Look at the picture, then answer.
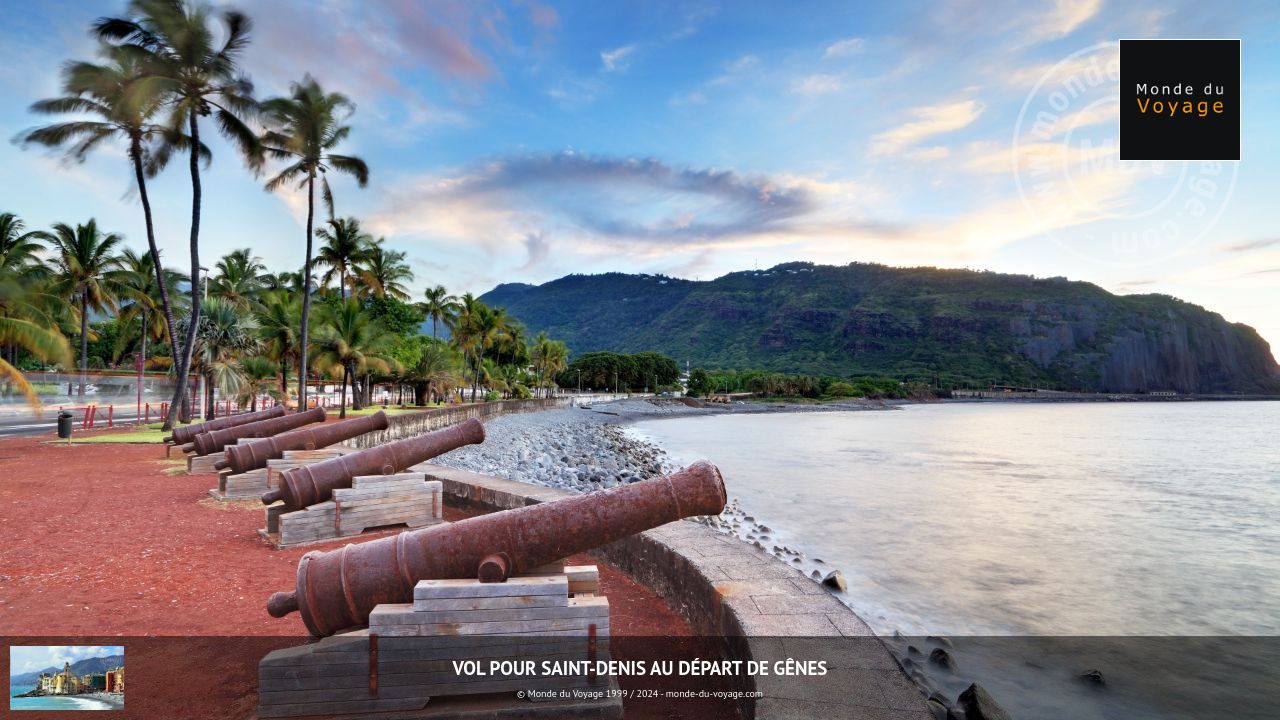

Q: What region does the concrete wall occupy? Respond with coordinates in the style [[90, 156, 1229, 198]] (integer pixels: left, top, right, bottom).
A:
[[415, 463, 930, 720]]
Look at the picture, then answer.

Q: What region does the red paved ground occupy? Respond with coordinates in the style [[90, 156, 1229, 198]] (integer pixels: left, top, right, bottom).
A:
[[0, 426, 731, 719]]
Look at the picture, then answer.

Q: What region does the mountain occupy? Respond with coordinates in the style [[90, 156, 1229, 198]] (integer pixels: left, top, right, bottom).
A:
[[10, 655, 124, 687], [480, 262, 1280, 394]]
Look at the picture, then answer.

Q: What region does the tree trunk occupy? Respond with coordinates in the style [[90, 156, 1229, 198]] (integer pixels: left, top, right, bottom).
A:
[[165, 113, 204, 429], [279, 356, 289, 400], [205, 371, 215, 420], [78, 293, 88, 399], [339, 270, 346, 302], [349, 363, 361, 411], [338, 363, 348, 419], [132, 136, 179, 430], [298, 173, 315, 412]]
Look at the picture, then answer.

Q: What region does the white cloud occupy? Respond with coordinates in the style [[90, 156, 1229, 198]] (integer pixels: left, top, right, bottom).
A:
[[791, 74, 842, 96], [600, 45, 636, 72], [870, 99, 985, 155], [824, 37, 864, 58]]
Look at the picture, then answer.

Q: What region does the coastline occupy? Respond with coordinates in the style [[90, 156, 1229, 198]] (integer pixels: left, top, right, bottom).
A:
[[11, 690, 123, 710]]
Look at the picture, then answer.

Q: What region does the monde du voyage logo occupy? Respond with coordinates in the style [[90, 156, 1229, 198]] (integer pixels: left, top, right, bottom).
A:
[[1120, 39, 1240, 160]]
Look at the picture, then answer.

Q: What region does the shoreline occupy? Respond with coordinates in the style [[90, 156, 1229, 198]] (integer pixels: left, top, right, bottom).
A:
[[11, 690, 123, 710]]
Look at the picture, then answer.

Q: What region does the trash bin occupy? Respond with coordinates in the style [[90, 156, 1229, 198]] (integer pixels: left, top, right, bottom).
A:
[[57, 411, 74, 439]]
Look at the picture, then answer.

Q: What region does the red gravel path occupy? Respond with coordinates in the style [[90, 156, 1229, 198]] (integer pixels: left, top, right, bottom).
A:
[[0, 429, 726, 719]]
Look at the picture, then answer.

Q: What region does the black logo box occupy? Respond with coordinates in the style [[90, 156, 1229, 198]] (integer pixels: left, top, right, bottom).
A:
[[1120, 39, 1240, 161]]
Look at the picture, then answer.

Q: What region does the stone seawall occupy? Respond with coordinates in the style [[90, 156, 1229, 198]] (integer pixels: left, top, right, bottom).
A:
[[415, 462, 930, 720]]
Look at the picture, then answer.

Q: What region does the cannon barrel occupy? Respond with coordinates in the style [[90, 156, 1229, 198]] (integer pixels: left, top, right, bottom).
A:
[[267, 460, 726, 636], [185, 407, 327, 456], [214, 411, 391, 473], [261, 418, 486, 509], [164, 405, 285, 444]]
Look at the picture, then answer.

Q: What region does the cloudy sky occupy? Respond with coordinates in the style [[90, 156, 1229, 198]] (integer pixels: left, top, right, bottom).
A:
[[9, 645, 123, 675], [2, 0, 1278, 350]]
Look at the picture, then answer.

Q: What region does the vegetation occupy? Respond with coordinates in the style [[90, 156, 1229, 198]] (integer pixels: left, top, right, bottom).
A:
[[483, 262, 1280, 394], [556, 351, 679, 393]]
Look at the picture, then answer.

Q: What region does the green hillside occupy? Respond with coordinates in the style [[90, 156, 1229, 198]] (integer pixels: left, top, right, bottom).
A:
[[481, 262, 1280, 394]]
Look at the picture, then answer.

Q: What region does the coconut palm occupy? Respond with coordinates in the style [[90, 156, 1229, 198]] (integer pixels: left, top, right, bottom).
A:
[[530, 332, 569, 398], [113, 248, 184, 372], [95, 0, 261, 428], [409, 339, 461, 406], [46, 220, 128, 398], [0, 275, 72, 411], [256, 290, 299, 400], [182, 296, 260, 419], [236, 354, 282, 411], [20, 44, 205, 395], [355, 238, 413, 301], [210, 248, 266, 308], [419, 285, 457, 341], [313, 217, 370, 301], [258, 76, 369, 411], [311, 298, 389, 419], [0, 213, 50, 279]]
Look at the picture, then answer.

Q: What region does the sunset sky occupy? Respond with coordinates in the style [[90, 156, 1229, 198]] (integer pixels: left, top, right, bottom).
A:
[[2, 0, 1278, 352]]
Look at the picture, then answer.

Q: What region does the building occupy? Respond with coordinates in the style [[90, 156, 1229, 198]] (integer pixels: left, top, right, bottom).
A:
[[84, 673, 107, 692], [105, 666, 124, 693], [37, 673, 55, 693], [51, 662, 81, 694]]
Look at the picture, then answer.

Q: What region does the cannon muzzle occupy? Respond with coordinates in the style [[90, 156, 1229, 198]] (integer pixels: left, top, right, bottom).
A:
[[268, 460, 726, 636], [261, 418, 485, 509], [164, 405, 286, 444], [186, 406, 326, 456], [217, 411, 390, 474]]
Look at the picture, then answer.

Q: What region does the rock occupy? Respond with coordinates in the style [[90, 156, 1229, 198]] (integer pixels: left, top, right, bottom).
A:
[[945, 708, 968, 720], [926, 699, 950, 720], [907, 645, 923, 658], [821, 570, 847, 592], [929, 648, 957, 671], [956, 683, 1010, 720], [927, 635, 953, 648], [1078, 669, 1106, 687], [811, 570, 822, 581]]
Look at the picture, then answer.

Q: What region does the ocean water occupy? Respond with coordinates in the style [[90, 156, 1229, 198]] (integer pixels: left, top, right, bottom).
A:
[[630, 402, 1280, 718], [9, 684, 114, 711]]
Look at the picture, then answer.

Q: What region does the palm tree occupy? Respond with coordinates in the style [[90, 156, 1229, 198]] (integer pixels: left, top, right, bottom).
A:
[[311, 298, 389, 419], [256, 290, 299, 400], [46, 220, 127, 398], [259, 76, 369, 412], [95, 0, 261, 429], [237, 354, 281, 411], [448, 293, 484, 401], [182, 296, 260, 419], [409, 339, 461, 406], [355, 238, 413, 300], [210, 248, 265, 308], [530, 332, 569, 398], [313, 217, 371, 301], [419, 285, 457, 341], [0, 276, 72, 411], [21, 43, 205, 397], [0, 213, 53, 370], [113, 248, 184, 373]]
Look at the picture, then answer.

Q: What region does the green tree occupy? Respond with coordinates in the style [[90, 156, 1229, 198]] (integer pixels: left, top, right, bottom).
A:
[[687, 368, 713, 397], [356, 238, 413, 301], [210, 248, 266, 308], [407, 338, 461, 406], [313, 216, 371, 301], [182, 296, 260, 419], [20, 43, 198, 397], [237, 354, 282, 411], [95, 0, 262, 428], [311, 298, 390, 418], [113, 247, 184, 370], [259, 76, 369, 411], [256, 290, 299, 399], [419, 285, 457, 341], [0, 214, 54, 373], [46, 219, 127, 398], [0, 274, 72, 410]]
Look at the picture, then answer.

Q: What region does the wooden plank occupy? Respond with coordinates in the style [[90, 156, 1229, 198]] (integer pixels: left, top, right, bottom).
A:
[[412, 594, 568, 612], [370, 617, 609, 637], [413, 576, 568, 600], [372, 596, 607, 626]]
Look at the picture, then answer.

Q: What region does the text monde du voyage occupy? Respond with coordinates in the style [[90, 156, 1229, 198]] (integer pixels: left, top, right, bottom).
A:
[[1134, 82, 1228, 118]]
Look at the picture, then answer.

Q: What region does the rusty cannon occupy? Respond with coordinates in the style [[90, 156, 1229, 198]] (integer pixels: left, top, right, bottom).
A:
[[184, 406, 327, 456], [214, 410, 391, 473], [164, 405, 285, 445], [267, 460, 726, 636], [261, 418, 486, 510]]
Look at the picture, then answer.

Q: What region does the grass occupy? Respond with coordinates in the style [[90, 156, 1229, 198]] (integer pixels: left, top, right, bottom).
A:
[[50, 427, 169, 444], [343, 405, 440, 416]]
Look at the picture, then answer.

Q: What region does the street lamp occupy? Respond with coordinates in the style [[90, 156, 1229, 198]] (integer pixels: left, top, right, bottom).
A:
[[577, 369, 581, 394], [199, 265, 210, 299]]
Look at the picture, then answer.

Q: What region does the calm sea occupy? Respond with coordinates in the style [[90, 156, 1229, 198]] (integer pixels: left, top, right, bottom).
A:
[[630, 402, 1280, 718], [9, 684, 113, 711]]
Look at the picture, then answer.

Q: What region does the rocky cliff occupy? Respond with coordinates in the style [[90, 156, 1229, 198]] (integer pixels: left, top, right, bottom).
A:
[[481, 262, 1280, 394]]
